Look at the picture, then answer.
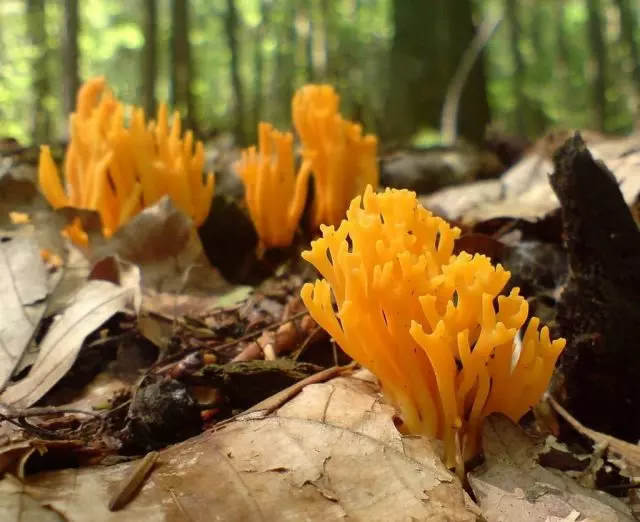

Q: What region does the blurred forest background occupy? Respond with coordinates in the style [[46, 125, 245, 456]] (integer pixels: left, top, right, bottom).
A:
[[1, 0, 639, 149]]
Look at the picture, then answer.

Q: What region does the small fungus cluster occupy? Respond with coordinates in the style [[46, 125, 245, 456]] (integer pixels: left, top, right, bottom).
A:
[[300, 186, 566, 467], [38, 77, 215, 247], [236, 122, 312, 249], [235, 84, 378, 250]]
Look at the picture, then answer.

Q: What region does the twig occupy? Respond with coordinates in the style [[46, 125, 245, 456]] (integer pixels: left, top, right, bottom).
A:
[[108, 451, 159, 511], [0, 406, 98, 420], [546, 393, 640, 469], [212, 362, 357, 431], [0, 413, 62, 439], [292, 325, 322, 361], [440, 12, 503, 145], [151, 310, 310, 369]]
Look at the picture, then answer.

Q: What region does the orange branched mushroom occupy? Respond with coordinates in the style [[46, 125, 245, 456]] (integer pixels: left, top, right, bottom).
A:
[[235, 122, 311, 249], [292, 84, 378, 229], [300, 186, 566, 468], [38, 77, 215, 247]]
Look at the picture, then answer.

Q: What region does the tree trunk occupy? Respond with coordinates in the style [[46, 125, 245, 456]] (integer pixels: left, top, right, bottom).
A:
[[505, 0, 526, 135], [224, 0, 247, 145], [443, 0, 491, 142], [141, 0, 157, 117], [251, 0, 270, 140], [586, 0, 608, 131], [61, 0, 79, 122], [278, 2, 297, 123], [383, 0, 489, 144], [170, 0, 195, 131], [613, 0, 640, 100], [305, 0, 314, 82], [26, 0, 51, 144]]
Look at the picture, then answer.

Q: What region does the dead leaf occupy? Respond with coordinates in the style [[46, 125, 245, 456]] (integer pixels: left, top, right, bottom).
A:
[[468, 415, 634, 522], [0, 236, 49, 391], [425, 133, 640, 223], [5, 374, 480, 521], [0, 474, 64, 521], [0, 280, 134, 409], [0, 168, 40, 224], [547, 394, 640, 480], [0, 441, 36, 478], [92, 196, 207, 293]]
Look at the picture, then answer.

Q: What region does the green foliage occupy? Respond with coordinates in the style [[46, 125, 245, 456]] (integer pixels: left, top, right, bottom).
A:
[[1, 0, 638, 145]]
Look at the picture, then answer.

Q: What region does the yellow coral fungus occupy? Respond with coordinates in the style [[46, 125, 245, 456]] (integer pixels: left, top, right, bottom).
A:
[[235, 122, 311, 249], [292, 84, 378, 229], [38, 77, 215, 247], [300, 186, 566, 467]]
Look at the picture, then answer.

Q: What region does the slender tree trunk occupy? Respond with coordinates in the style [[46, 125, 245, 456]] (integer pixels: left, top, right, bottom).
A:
[[305, 0, 314, 82], [555, 1, 570, 75], [141, 0, 157, 117], [613, 0, 640, 100], [554, 1, 573, 115], [251, 0, 270, 139], [281, 2, 297, 122], [61, 0, 79, 122], [586, 0, 608, 131], [224, 0, 247, 145], [383, 0, 489, 144], [170, 0, 195, 131], [505, 0, 526, 135], [444, 0, 491, 142], [26, 0, 51, 144]]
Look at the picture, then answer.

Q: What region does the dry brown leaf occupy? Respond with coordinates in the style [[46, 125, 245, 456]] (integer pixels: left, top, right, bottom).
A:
[[0, 280, 134, 409], [0, 236, 49, 390], [0, 441, 36, 478], [92, 196, 210, 294], [468, 415, 634, 522], [0, 474, 64, 521], [4, 374, 480, 521], [547, 394, 640, 480], [425, 133, 640, 223]]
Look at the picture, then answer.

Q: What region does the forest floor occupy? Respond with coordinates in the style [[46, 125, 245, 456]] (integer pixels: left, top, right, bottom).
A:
[[1, 130, 640, 521]]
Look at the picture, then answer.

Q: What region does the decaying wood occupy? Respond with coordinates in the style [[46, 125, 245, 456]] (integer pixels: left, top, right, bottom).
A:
[[550, 132, 640, 442]]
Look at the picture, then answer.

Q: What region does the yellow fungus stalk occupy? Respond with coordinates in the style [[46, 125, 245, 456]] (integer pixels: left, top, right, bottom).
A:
[[300, 186, 566, 467]]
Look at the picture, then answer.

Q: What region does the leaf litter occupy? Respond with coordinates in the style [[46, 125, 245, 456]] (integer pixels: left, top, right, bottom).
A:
[[1, 133, 640, 521]]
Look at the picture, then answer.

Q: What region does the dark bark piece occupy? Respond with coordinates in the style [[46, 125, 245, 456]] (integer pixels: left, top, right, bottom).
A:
[[550, 132, 640, 441]]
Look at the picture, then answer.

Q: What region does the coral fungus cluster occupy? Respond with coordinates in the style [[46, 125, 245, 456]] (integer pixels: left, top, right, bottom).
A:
[[38, 77, 215, 247], [300, 186, 566, 467], [236, 122, 312, 249], [235, 84, 378, 250]]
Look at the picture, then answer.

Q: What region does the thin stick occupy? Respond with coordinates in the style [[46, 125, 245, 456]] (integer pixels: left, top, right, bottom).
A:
[[108, 451, 159, 511], [0, 406, 97, 420], [151, 310, 310, 369]]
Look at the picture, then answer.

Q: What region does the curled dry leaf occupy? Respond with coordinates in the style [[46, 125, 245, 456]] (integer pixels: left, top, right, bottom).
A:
[[92, 196, 209, 293], [0, 280, 134, 409], [0, 236, 50, 391], [468, 415, 634, 522], [7, 373, 480, 521]]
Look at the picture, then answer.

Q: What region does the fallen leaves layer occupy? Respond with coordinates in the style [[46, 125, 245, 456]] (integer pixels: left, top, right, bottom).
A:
[[2, 373, 480, 521]]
